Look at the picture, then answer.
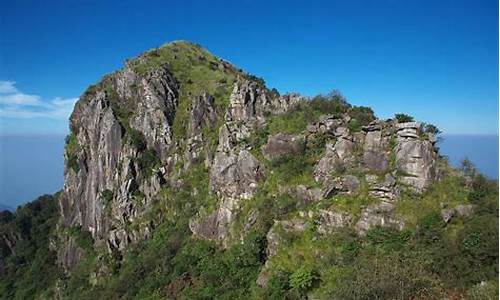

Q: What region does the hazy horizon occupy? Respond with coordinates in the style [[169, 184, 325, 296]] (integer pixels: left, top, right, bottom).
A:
[[1, 133, 497, 210]]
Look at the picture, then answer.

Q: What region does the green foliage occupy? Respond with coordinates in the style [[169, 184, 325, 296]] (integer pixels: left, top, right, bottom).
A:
[[324, 252, 441, 300], [0, 194, 61, 300], [423, 122, 441, 135], [263, 272, 291, 299], [9, 44, 499, 300], [67, 225, 95, 255], [137, 148, 161, 178], [129, 128, 147, 151], [347, 106, 375, 132], [65, 133, 81, 172], [466, 280, 499, 300], [365, 226, 411, 252], [289, 266, 316, 293], [128, 41, 238, 140], [100, 189, 114, 212], [396, 175, 469, 227], [267, 91, 350, 135], [395, 113, 414, 123]]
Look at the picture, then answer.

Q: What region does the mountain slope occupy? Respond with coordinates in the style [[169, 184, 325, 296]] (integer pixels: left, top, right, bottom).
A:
[[1, 41, 498, 299]]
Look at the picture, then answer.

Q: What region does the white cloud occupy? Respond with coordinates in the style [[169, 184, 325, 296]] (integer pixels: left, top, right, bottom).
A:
[[0, 81, 18, 94], [0, 81, 78, 120], [0, 93, 42, 106]]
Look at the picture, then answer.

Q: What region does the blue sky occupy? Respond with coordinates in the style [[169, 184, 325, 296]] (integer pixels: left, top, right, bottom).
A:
[[0, 0, 498, 135]]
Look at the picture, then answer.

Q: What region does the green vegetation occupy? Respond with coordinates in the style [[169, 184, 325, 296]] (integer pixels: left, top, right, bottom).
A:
[[128, 41, 240, 141], [65, 133, 81, 172], [256, 165, 498, 299], [395, 113, 414, 123], [0, 194, 61, 300], [137, 148, 161, 178], [3, 43, 497, 300], [289, 266, 317, 294], [267, 91, 350, 134], [347, 106, 375, 132]]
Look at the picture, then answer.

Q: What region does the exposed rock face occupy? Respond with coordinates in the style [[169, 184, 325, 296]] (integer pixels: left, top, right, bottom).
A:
[[262, 133, 304, 160], [314, 138, 355, 183], [225, 81, 299, 124], [323, 175, 360, 198], [395, 122, 438, 191], [362, 121, 391, 171], [59, 41, 442, 275], [355, 201, 404, 235], [210, 149, 265, 200], [317, 209, 353, 234], [265, 218, 307, 258], [59, 66, 182, 268], [368, 174, 400, 201], [441, 204, 474, 223], [289, 185, 322, 205], [190, 80, 299, 244]]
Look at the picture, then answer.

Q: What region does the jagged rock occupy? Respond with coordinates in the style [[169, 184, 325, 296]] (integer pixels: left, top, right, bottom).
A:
[[0, 229, 20, 257], [264, 218, 307, 258], [59, 64, 180, 270], [369, 174, 400, 201], [365, 174, 379, 184], [441, 204, 474, 223], [210, 149, 265, 200], [262, 133, 304, 160], [455, 204, 474, 217], [190, 93, 217, 132], [306, 114, 344, 136], [191, 80, 299, 245], [317, 209, 353, 234], [355, 202, 404, 235], [396, 122, 420, 139], [441, 208, 455, 223], [57, 235, 85, 272], [189, 197, 237, 244], [57, 41, 442, 273], [314, 138, 355, 183], [362, 121, 390, 171], [225, 81, 299, 124], [256, 263, 272, 287], [307, 123, 318, 133], [395, 138, 437, 191], [364, 150, 389, 171], [284, 185, 322, 205], [323, 175, 360, 198]]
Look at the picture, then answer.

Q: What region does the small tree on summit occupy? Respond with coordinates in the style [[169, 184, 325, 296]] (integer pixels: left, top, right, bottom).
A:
[[395, 113, 414, 123]]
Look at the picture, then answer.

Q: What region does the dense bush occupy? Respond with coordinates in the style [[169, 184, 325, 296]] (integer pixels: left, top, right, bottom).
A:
[[0, 194, 61, 300], [395, 113, 414, 123], [289, 266, 317, 293], [65, 133, 81, 172], [347, 106, 375, 131]]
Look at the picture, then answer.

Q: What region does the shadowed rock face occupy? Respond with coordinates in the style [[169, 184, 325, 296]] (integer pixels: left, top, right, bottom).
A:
[[262, 133, 304, 161]]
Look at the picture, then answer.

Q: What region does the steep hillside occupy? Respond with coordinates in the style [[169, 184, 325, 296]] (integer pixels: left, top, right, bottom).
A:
[[0, 41, 497, 299]]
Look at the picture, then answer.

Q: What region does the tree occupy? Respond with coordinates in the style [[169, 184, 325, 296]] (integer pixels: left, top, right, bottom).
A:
[[395, 113, 414, 123]]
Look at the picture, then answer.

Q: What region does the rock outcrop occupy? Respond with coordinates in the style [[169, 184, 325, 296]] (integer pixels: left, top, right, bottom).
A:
[[189, 80, 299, 244], [262, 133, 304, 160], [58, 41, 441, 274], [395, 122, 438, 191]]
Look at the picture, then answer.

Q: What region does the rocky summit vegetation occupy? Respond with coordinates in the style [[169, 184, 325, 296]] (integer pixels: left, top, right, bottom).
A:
[[1, 41, 498, 299]]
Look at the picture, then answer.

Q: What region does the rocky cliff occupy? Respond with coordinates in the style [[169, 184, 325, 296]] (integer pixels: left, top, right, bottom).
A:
[[2, 41, 497, 300], [57, 41, 442, 271]]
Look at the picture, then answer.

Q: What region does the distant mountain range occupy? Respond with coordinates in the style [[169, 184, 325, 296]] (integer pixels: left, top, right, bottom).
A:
[[0, 203, 14, 212]]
